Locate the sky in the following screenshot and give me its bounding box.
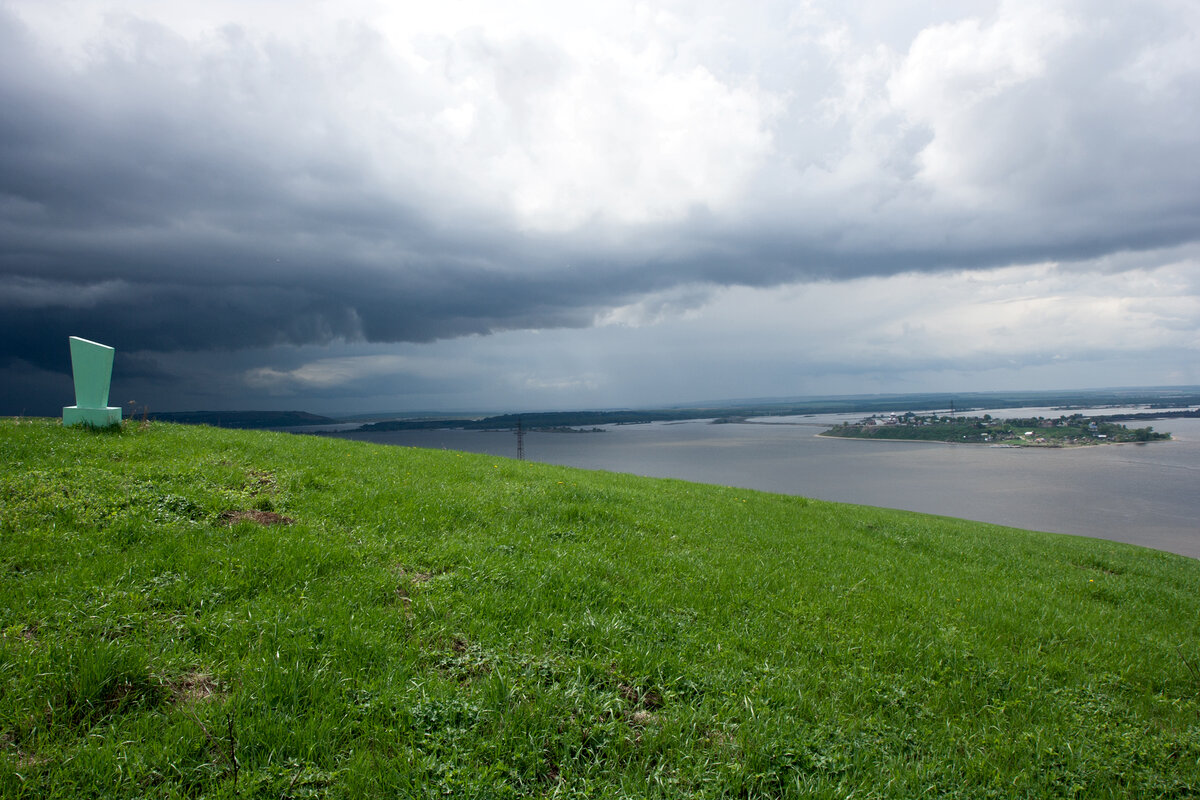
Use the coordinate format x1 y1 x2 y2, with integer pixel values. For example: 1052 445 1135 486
2 0 1199 416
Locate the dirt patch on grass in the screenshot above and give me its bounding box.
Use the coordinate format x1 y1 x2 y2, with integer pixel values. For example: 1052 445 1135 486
435 637 494 682
540 753 560 784
2 624 37 643
394 567 438 611
169 672 220 704
619 683 664 710
1074 560 1123 576
394 568 433 605
704 726 736 747
219 510 293 526
243 469 276 494
101 680 140 709
2 732 47 770
396 568 434 585
627 709 657 726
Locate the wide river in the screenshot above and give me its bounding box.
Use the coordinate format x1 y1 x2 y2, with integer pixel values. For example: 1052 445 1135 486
317 408 1200 560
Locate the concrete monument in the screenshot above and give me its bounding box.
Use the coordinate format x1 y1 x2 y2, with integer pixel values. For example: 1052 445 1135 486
62 336 122 427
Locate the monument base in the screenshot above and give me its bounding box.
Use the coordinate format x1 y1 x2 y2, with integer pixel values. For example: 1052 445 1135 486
63 406 122 428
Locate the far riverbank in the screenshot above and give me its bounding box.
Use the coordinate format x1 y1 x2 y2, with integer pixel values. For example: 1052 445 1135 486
322 410 1200 559
819 411 1169 447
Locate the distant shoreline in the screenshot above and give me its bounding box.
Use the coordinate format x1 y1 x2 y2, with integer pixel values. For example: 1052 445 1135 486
818 411 1173 447
813 431 1166 448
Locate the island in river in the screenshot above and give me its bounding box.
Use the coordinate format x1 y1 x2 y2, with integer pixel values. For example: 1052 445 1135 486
821 412 1171 446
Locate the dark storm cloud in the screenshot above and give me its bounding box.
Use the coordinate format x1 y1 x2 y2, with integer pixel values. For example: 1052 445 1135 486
2 0 1199 404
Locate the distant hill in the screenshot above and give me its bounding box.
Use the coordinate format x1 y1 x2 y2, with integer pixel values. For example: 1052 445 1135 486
145 410 337 428
357 387 1200 432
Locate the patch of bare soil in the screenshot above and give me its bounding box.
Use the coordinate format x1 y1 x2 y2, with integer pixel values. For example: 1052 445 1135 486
394 568 432 603
169 672 220 704
619 683 664 710
394 567 436 612
219 510 294 526
2 624 36 643
243 469 276 494
627 710 656 726
395 566 434 585
3 731 48 770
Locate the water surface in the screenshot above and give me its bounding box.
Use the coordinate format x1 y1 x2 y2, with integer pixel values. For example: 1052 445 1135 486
323 412 1200 559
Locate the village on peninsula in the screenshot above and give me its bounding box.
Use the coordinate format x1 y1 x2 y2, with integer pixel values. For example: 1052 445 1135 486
822 411 1171 446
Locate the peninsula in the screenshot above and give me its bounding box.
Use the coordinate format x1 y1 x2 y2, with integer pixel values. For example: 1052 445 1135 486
822 412 1170 446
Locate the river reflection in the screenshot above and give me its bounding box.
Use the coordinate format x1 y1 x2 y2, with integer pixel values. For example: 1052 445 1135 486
322 410 1200 559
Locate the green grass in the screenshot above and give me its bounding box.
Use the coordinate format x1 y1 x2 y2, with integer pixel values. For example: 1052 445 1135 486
2 418 1199 798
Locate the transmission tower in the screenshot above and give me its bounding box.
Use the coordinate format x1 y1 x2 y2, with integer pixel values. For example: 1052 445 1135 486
516 417 525 460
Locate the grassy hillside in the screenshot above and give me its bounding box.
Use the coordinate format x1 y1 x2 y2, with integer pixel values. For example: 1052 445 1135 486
2 418 1199 798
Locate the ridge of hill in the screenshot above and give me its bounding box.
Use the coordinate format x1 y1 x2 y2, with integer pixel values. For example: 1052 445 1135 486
2 418 1199 798
144 410 338 428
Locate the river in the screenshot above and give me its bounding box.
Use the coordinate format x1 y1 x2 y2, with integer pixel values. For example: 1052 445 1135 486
313 409 1200 559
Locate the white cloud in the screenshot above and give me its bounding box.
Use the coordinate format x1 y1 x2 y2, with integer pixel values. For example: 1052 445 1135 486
887 1 1073 201
680 258 1200 367
242 352 466 391
593 285 714 328
8 0 1197 243
435 32 779 230
520 373 600 393
9 0 778 232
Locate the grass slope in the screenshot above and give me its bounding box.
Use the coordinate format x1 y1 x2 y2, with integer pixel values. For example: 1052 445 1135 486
2 418 1199 798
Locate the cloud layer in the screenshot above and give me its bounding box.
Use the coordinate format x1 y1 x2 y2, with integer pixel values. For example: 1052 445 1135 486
2 0 1198 411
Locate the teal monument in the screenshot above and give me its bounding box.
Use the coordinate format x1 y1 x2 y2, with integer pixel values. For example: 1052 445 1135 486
62 336 122 427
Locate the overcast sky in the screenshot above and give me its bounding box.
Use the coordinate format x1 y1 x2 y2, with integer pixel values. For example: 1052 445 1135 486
2 0 1198 415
